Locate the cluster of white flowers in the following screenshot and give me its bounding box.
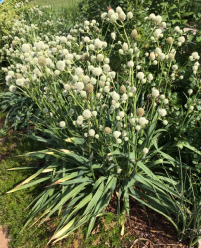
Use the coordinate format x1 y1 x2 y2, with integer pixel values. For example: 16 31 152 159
2 5 199 168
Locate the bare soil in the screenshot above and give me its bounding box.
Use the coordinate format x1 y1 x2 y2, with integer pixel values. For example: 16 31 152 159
0 228 10 248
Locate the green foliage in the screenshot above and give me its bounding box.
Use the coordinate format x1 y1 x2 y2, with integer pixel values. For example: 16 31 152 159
0 136 133 248
0 0 33 49
1 2 201 247
78 0 200 26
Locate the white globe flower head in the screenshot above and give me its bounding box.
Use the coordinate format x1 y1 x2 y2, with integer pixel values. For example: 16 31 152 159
101 12 107 20
75 82 84 91
174 26 180 32
35 41 45 51
130 86 137 93
138 117 147 125
116 138 122 144
155 47 162 54
77 116 84 122
127 60 134 68
154 15 162 24
100 75 106 82
191 52 199 60
137 72 145 80
88 44 95 51
188 89 193 95
93 67 102 76
163 99 169 104
83 36 90 43
153 29 162 38
104 58 110 64
193 65 198 71
82 75 90 84
90 77 96 85
118 111 125 118
94 38 102 49
153 60 158 65
60 36 67 43
54 70 60 76
119 11 126 21
43 108 48 114
189 106 194 111
76 119 83 125
147 74 153 81
163 120 168 125
178 36 185 43
95 134 99 139
22 44 30 53
72 75 78 82
103 64 110 73
92 111 97 116
141 79 146 84
152 88 159 98
119 49 124 55
149 13 155 20
127 12 133 19
160 21 166 28
75 67 84 76
9 85 16 92
6 75 12 82
158 53 166 61
111 32 116 40
116 6 122 14
80 91 87 98
8 71 14 77
113 131 121 139
135 125 141 131
122 42 128 51
115 102 120 108
111 91 120 101
158 108 167 117
149 52 155 61
97 54 104 62
172 65 178 71
82 109 92 119
88 129 95 137
16 78 24 86
110 14 117 23
143 148 149 154
59 121 66 128
56 60 65 71
108 9 115 18
122 93 128 101
160 94 165 100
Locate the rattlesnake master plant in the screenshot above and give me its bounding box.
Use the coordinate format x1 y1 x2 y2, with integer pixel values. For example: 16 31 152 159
2 5 201 245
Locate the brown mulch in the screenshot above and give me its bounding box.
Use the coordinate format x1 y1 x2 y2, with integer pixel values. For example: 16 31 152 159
106 195 189 248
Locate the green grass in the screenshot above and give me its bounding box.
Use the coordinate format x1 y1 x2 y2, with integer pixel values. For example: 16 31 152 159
33 0 80 9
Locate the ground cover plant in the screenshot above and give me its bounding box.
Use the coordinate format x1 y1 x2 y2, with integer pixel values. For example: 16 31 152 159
1 1 201 247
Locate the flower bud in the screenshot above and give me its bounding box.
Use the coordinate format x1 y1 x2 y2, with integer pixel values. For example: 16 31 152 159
104 127 111 134
131 29 138 39
85 83 94 94
136 108 144 117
